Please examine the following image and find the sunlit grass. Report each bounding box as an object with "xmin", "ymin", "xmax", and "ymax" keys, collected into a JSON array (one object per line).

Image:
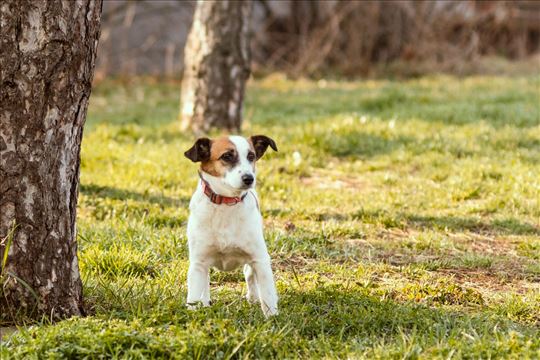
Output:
[{"xmin": 2, "ymin": 74, "xmax": 539, "ymax": 358}]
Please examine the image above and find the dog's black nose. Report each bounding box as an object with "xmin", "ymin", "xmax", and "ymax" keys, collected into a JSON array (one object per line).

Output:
[{"xmin": 242, "ymin": 174, "xmax": 254, "ymax": 186}]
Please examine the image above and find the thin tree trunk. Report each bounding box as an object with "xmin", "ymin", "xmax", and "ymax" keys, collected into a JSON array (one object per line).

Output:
[
  {"xmin": 0, "ymin": 0, "xmax": 102, "ymax": 321},
  {"xmin": 180, "ymin": 0, "xmax": 252, "ymax": 134}
]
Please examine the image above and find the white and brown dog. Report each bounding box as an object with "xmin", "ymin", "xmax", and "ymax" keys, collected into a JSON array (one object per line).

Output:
[{"xmin": 184, "ymin": 135, "xmax": 279, "ymax": 317}]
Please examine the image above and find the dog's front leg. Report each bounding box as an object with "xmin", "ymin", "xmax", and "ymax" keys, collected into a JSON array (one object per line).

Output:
[
  {"xmin": 186, "ymin": 262, "xmax": 210, "ymax": 308},
  {"xmin": 252, "ymin": 260, "xmax": 278, "ymax": 317},
  {"xmin": 244, "ymin": 264, "xmax": 259, "ymax": 303},
  {"xmin": 201, "ymin": 272, "xmax": 211, "ymax": 305}
]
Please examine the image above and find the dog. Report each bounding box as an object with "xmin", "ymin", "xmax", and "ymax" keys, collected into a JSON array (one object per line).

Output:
[{"xmin": 184, "ymin": 135, "xmax": 279, "ymax": 317}]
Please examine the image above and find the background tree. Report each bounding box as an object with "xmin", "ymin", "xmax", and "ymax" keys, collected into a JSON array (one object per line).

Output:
[
  {"xmin": 180, "ymin": 0, "xmax": 252, "ymax": 133},
  {"xmin": 0, "ymin": 0, "xmax": 102, "ymax": 321}
]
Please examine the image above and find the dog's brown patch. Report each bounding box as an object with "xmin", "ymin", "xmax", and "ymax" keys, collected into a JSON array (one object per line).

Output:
[
  {"xmin": 247, "ymin": 138, "xmax": 256, "ymax": 153},
  {"xmin": 201, "ymin": 136, "xmax": 236, "ymax": 177}
]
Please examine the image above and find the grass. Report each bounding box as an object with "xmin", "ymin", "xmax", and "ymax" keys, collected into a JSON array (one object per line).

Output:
[{"xmin": 1, "ymin": 73, "xmax": 539, "ymax": 358}]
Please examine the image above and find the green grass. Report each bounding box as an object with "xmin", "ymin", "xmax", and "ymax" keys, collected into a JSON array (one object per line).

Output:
[{"xmin": 2, "ymin": 74, "xmax": 540, "ymax": 358}]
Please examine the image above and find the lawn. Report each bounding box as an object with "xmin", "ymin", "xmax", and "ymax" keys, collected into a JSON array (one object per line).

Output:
[{"xmin": 2, "ymin": 74, "xmax": 539, "ymax": 358}]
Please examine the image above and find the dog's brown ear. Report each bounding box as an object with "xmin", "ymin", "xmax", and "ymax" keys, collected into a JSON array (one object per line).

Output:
[
  {"xmin": 250, "ymin": 135, "xmax": 277, "ymax": 160},
  {"xmin": 185, "ymin": 138, "xmax": 212, "ymax": 162}
]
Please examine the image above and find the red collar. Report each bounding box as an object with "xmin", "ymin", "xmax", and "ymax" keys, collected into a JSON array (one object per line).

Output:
[{"xmin": 199, "ymin": 172, "xmax": 247, "ymax": 205}]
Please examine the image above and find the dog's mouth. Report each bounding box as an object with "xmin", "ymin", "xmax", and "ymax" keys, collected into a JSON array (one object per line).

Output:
[{"xmin": 220, "ymin": 180, "xmax": 252, "ymax": 194}]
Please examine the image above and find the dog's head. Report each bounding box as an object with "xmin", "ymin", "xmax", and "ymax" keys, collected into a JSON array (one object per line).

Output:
[{"xmin": 185, "ymin": 135, "xmax": 277, "ymax": 191}]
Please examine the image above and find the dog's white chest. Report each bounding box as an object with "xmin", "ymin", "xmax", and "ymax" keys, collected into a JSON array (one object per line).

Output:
[{"xmin": 187, "ymin": 188, "xmax": 266, "ymax": 271}]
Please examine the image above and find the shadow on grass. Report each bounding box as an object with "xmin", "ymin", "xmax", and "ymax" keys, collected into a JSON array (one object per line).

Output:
[
  {"xmin": 406, "ymin": 214, "xmax": 540, "ymax": 236},
  {"xmin": 313, "ymin": 131, "xmax": 413, "ymax": 159},
  {"xmin": 13, "ymin": 284, "xmax": 536, "ymax": 359},
  {"xmin": 276, "ymin": 285, "xmax": 537, "ymax": 341},
  {"xmin": 353, "ymin": 209, "xmax": 540, "ymax": 236},
  {"xmin": 80, "ymin": 184, "xmax": 189, "ymax": 207}
]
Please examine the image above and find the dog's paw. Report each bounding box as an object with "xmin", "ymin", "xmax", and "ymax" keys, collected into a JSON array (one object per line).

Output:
[
  {"xmin": 262, "ymin": 307, "xmax": 278, "ymax": 318},
  {"xmin": 187, "ymin": 300, "xmax": 212, "ymax": 310},
  {"xmin": 261, "ymin": 302, "xmax": 278, "ymax": 318}
]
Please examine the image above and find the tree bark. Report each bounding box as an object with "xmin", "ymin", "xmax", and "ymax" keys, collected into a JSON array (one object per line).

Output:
[
  {"xmin": 180, "ymin": 0, "xmax": 252, "ymax": 134},
  {"xmin": 0, "ymin": 0, "xmax": 102, "ymax": 321}
]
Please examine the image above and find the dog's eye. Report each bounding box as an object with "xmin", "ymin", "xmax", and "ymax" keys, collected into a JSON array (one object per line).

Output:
[
  {"xmin": 247, "ymin": 152, "xmax": 255, "ymax": 162},
  {"xmin": 221, "ymin": 152, "xmax": 234, "ymax": 162}
]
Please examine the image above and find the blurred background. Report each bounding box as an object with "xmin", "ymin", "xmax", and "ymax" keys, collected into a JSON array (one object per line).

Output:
[{"xmin": 95, "ymin": 0, "xmax": 540, "ymax": 80}]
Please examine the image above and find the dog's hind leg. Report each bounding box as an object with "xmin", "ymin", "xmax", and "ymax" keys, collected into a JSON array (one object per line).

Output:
[
  {"xmin": 244, "ymin": 264, "xmax": 259, "ymax": 304},
  {"xmin": 252, "ymin": 260, "xmax": 278, "ymax": 317},
  {"xmin": 186, "ymin": 262, "xmax": 210, "ymax": 308}
]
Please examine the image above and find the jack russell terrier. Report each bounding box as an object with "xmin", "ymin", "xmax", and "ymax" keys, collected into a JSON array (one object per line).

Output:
[{"xmin": 184, "ymin": 135, "xmax": 279, "ymax": 317}]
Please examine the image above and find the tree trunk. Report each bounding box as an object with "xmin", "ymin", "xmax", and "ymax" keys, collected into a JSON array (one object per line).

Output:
[
  {"xmin": 0, "ymin": 0, "xmax": 102, "ymax": 321},
  {"xmin": 180, "ymin": 0, "xmax": 252, "ymax": 134}
]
